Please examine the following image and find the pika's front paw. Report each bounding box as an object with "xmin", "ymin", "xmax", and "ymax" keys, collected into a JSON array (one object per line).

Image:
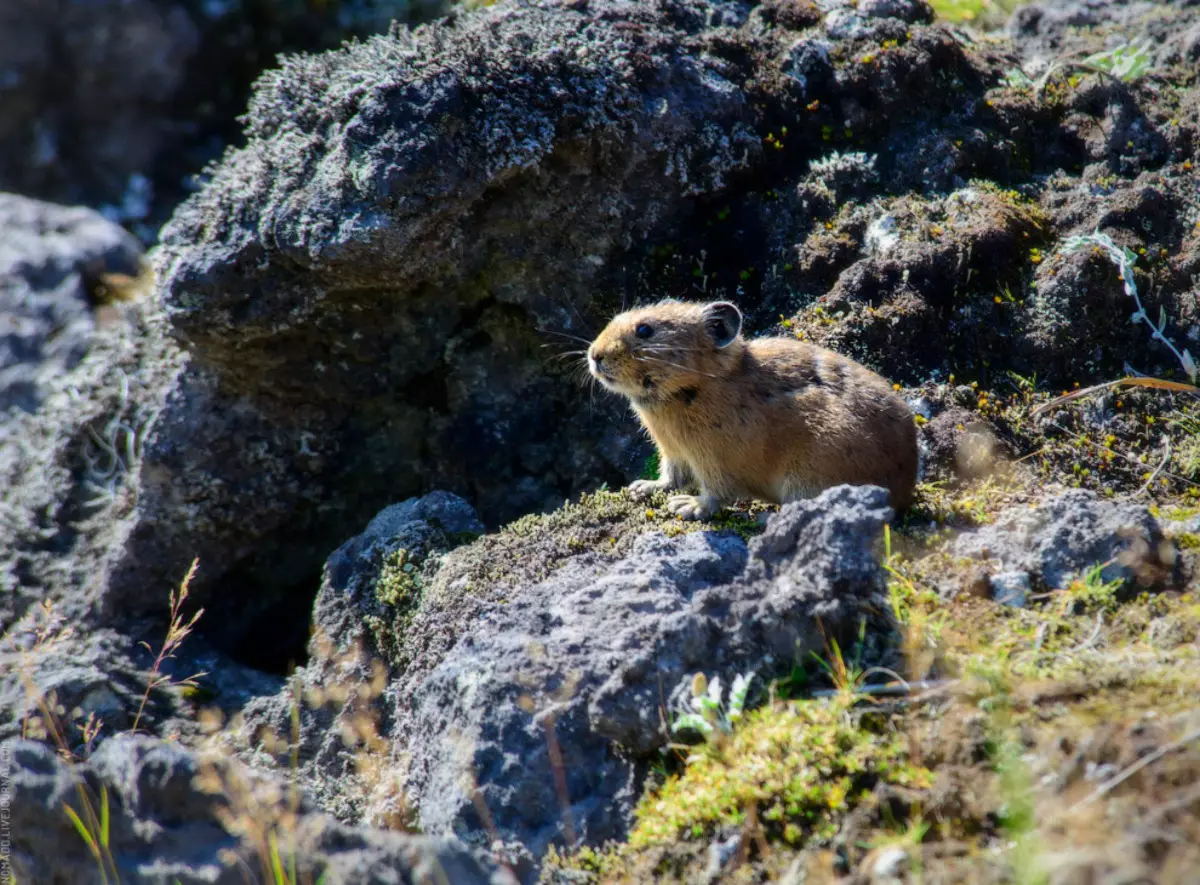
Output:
[
  {"xmin": 627, "ymin": 479, "xmax": 664, "ymax": 501},
  {"xmin": 667, "ymin": 494, "xmax": 717, "ymax": 521}
]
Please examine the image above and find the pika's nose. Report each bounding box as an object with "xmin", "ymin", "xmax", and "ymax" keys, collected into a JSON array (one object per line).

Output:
[{"xmin": 591, "ymin": 352, "xmax": 604, "ymax": 369}]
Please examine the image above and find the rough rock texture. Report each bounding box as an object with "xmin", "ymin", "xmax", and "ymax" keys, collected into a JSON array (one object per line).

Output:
[
  {"xmin": 5, "ymin": 0, "xmax": 1200, "ymax": 881},
  {"xmin": 11, "ymin": 0, "xmax": 1196, "ymax": 672},
  {"xmin": 953, "ymin": 489, "xmax": 1175, "ymax": 594},
  {"xmin": 6, "ymin": 735, "xmax": 516, "ymax": 885},
  {"xmin": 102, "ymin": 0, "xmax": 796, "ymax": 655},
  {"xmin": 0, "ymin": 0, "xmax": 450, "ymax": 228},
  {"xmin": 1009, "ymin": 0, "xmax": 1200, "ymax": 69},
  {"xmin": 0, "ymin": 194, "xmax": 183, "ymax": 634},
  {"xmin": 0, "ymin": 194, "xmax": 144, "ymax": 413},
  {"xmin": 240, "ymin": 485, "xmax": 894, "ymax": 874}
]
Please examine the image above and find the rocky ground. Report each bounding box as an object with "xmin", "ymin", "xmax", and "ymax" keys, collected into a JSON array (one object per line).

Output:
[{"xmin": 3, "ymin": 0, "xmax": 1200, "ymax": 883}]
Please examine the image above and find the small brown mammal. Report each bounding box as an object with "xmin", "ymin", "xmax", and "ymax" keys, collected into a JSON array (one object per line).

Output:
[{"xmin": 587, "ymin": 300, "xmax": 918, "ymax": 519}]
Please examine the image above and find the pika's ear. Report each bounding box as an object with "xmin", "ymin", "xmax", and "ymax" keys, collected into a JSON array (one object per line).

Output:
[{"xmin": 704, "ymin": 302, "xmax": 742, "ymax": 348}]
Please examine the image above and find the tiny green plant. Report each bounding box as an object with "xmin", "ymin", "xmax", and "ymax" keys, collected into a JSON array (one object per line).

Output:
[
  {"xmin": 811, "ymin": 620, "xmax": 868, "ymax": 700},
  {"xmin": 1007, "ymin": 41, "xmax": 1155, "ymax": 97},
  {"xmin": 640, "ymin": 450, "xmax": 660, "ymax": 481},
  {"xmin": 1005, "ymin": 67, "xmax": 1035, "ymax": 89},
  {"xmin": 993, "ymin": 729, "xmax": 1048, "ymax": 885},
  {"xmin": 671, "ymin": 670, "xmax": 756, "ymax": 738},
  {"xmin": 1058, "ymin": 561, "xmax": 1122, "ymax": 615},
  {"xmin": 1060, "ymin": 231, "xmax": 1197, "ymax": 383},
  {"xmin": 1082, "ymin": 42, "xmax": 1153, "ymax": 82}
]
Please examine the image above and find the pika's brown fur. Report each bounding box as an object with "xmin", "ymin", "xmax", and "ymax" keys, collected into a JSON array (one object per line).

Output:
[{"xmin": 587, "ymin": 300, "xmax": 918, "ymax": 520}]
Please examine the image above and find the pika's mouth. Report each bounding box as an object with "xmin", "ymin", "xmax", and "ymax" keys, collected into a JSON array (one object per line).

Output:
[{"xmin": 587, "ymin": 355, "xmax": 623, "ymax": 392}]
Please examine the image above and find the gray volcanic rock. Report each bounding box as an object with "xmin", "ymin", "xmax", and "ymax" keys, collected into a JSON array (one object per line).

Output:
[
  {"xmin": 0, "ymin": 194, "xmax": 183, "ymax": 634},
  {"xmin": 6, "ymin": 735, "xmax": 515, "ymax": 885},
  {"xmin": 241, "ymin": 485, "xmax": 894, "ymax": 874},
  {"xmin": 0, "ymin": 194, "xmax": 144, "ymax": 414},
  {"xmin": 4, "ymin": 0, "xmax": 1014, "ymax": 665},
  {"xmin": 953, "ymin": 489, "xmax": 1175, "ymax": 594},
  {"xmin": 1008, "ymin": 0, "xmax": 1200, "ymax": 69},
  {"xmin": 118, "ymin": 0, "xmax": 785, "ymax": 650}
]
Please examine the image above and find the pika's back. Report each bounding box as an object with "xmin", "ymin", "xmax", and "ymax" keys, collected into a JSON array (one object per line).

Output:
[{"xmin": 588, "ymin": 300, "xmax": 919, "ymax": 512}]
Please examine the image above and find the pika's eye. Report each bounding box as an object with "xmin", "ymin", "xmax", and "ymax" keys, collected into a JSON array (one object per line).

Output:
[{"xmin": 635, "ymin": 323, "xmax": 654, "ymax": 339}]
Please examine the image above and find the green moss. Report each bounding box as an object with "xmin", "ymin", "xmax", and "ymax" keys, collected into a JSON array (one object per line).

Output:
[
  {"xmin": 375, "ymin": 548, "xmax": 421, "ymax": 608},
  {"xmin": 1177, "ymin": 532, "xmax": 1200, "ymax": 551},
  {"xmin": 1158, "ymin": 505, "xmax": 1200, "ymax": 522},
  {"xmin": 547, "ymin": 698, "xmax": 931, "ymax": 881},
  {"xmin": 435, "ymin": 488, "xmax": 767, "ymax": 600},
  {"xmin": 631, "ymin": 699, "xmax": 930, "ymax": 848}
]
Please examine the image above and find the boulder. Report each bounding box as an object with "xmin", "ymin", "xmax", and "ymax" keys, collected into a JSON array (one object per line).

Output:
[
  {"xmin": 0, "ymin": 194, "xmax": 181, "ymax": 634},
  {"xmin": 0, "ymin": 0, "xmax": 452, "ymax": 228},
  {"xmin": 240, "ymin": 485, "xmax": 895, "ymax": 875},
  {"xmin": 953, "ymin": 488, "xmax": 1176, "ymax": 594}
]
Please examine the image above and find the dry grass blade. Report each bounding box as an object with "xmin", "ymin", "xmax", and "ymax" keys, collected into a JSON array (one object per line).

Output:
[
  {"xmin": 1030, "ymin": 376, "xmax": 1200, "ymax": 419},
  {"xmin": 131, "ymin": 558, "xmax": 206, "ymax": 734},
  {"xmin": 1069, "ymin": 724, "xmax": 1200, "ymax": 812}
]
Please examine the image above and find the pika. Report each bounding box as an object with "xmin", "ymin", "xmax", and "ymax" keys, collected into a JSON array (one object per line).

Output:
[{"xmin": 587, "ymin": 300, "xmax": 918, "ymax": 520}]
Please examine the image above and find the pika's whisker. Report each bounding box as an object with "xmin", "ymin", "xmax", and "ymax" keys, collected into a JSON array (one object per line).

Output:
[
  {"xmin": 537, "ymin": 328, "xmax": 593, "ymax": 346},
  {"xmin": 637, "ymin": 356, "xmax": 720, "ymax": 379}
]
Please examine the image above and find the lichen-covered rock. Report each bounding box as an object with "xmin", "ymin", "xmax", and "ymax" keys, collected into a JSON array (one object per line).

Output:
[
  {"xmin": 6, "ymin": 735, "xmax": 515, "ymax": 885},
  {"xmin": 953, "ymin": 489, "xmax": 1175, "ymax": 593},
  {"xmin": 241, "ymin": 485, "xmax": 894, "ymax": 876},
  {"xmin": 109, "ymin": 0, "xmax": 802, "ymax": 652},
  {"xmin": 0, "ymin": 194, "xmax": 182, "ymax": 634}
]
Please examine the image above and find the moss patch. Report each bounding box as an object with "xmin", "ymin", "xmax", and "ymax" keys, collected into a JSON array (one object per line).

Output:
[{"xmin": 429, "ymin": 489, "xmax": 768, "ymax": 603}]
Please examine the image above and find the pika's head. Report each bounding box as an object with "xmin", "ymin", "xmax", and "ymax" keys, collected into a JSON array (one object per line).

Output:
[{"xmin": 587, "ymin": 300, "xmax": 743, "ymax": 402}]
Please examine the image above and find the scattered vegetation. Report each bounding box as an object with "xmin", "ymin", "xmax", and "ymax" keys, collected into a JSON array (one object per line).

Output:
[
  {"xmin": 544, "ymin": 446, "xmax": 1200, "ymax": 884},
  {"xmin": 431, "ymin": 488, "xmax": 769, "ymax": 602}
]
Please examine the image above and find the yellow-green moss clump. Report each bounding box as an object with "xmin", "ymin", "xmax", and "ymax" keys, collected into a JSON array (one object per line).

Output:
[
  {"xmin": 375, "ymin": 547, "xmax": 422, "ymax": 608},
  {"xmin": 545, "ymin": 697, "xmax": 931, "ymax": 881},
  {"xmin": 632, "ymin": 698, "xmax": 930, "ymax": 848}
]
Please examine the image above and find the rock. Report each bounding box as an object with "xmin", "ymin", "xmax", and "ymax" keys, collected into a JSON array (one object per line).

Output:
[
  {"xmin": 953, "ymin": 489, "xmax": 1174, "ymax": 593},
  {"xmin": 242, "ymin": 485, "xmax": 894, "ymax": 875},
  {"xmin": 0, "ymin": 194, "xmax": 183, "ymax": 635},
  {"xmin": 1009, "ymin": 0, "xmax": 1200, "ymax": 70},
  {"xmin": 0, "ymin": 194, "xmax": 145, "ymax": 414},
  {"xmin": 104, "ymin": 0, "xmax": 797, "ymax": 656},
  {"xmin": 0, "ymin": 599, "xmax": 286, "ymax": 756},
  {"xmin": 989, "ymin": 570, "xmax": 1031, "ymax": 608},
  {"xmin": 0, "ymin": 625, "xmax": 171, "ymax": 747},
  {"xmin": 6, "ymin": 735, "xmax": 515, "ymax": 885}
]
